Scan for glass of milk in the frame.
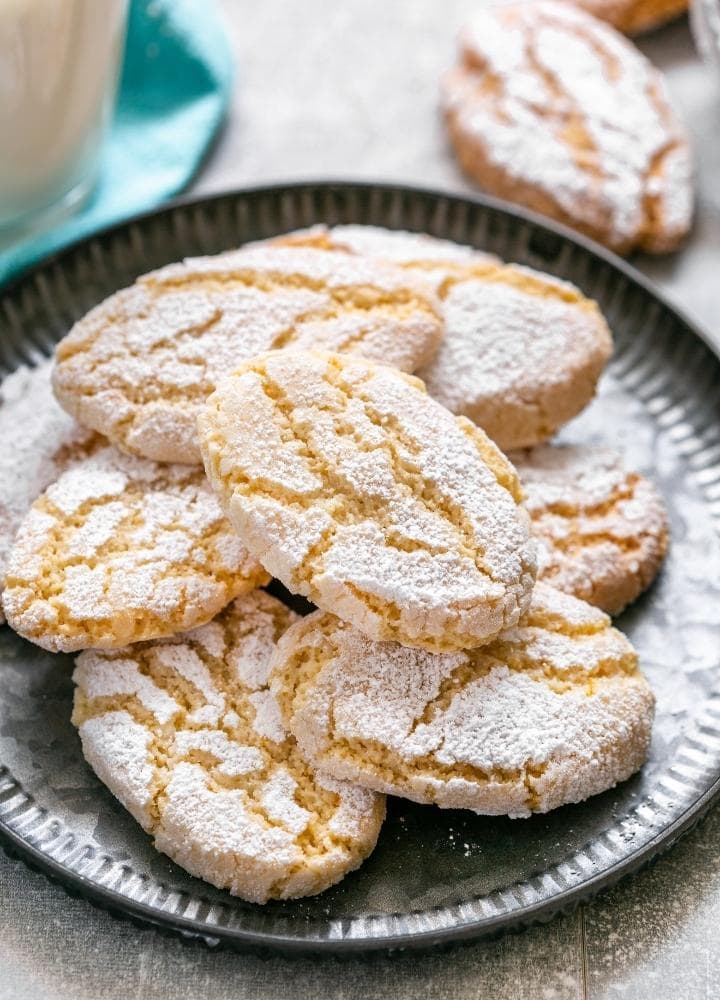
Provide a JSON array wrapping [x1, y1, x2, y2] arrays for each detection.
[[0, 0, 129, 232]]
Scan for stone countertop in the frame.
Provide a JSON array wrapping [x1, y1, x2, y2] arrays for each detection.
[[1, 2, 719, 998]]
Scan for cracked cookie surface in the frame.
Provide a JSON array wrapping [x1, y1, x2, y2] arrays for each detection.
[[512, 443, 669, 614], [199, 350, 537, 652], [270, 583, 654, 817], [274, 225, 612, 450], [442, 1, 693, 254], [271, 224, 500, 270], [3, 445, 269, 652], [72, 590, 385, 903], [52, 245, 443, 464], [0, 361, 102, 622]]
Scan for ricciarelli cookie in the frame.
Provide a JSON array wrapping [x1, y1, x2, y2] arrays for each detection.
[[72, 591, 385, 903], [3, 445, 269, 652], [511, 444, 669, 614], [52, 245, 443, 464], [573, 0, 687, 34], [272, 223, 500, 270], [270, 583, 654, 817], [0, 361, 102, 622], [199, 350, 537, 653], [275, 225, 612, 450], [442, 2, 693, 254]]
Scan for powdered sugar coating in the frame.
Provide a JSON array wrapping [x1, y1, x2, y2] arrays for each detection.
[[419, 273, 611, 448], [272, 225, 612, 450], [272, 224, 499, 275], [512, 443, 669, 614], [573, 0, 687, 34], [0, 361, 101, 621], [2, 445, 269, 652], [442, 1, 693, 254], [270, 583, 654, 817], [72, 591, 385, 903], [199, 350, 537, 652], [52, 245, 443, 464]]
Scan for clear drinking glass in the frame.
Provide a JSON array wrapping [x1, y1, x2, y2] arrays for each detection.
[[692, 0, 720, 70], [0, 0, 129, 233]]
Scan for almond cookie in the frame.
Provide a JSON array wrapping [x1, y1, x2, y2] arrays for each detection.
[[270, 583, 654, 818], [199, 350, 537, 653], [0, 361, 102, 623], [3, 445, 269, 652], [511, 444, 669, 614], [52, 245, 443, 465], [573, 0, 687, 34], [442, 2, 693, 254], [275, 225, 612, 450], [72, 590, 385, 903], [272, 223, 500, 270]]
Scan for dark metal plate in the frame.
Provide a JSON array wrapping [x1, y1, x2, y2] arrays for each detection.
[[1, 182, 719, 954]]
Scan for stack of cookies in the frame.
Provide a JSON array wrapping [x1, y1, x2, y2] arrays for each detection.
[[0, 230, 667, 903]]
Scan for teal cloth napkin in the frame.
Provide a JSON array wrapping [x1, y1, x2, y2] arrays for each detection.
[[0, 0, 233, 286]]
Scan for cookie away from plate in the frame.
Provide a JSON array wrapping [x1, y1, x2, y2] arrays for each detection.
[[270, 583, 655, 817], [72, 590, 385, 903], [572, 0, 688, 34], [442, 1, 693, 254], [3, 445, 269, 652], [52, 245, 443, 464], [512, 443, 669, 614], [273, 225, 612, 451], [198, 350, 537, 653]]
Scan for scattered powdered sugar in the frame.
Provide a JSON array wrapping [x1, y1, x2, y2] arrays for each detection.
[[273, 583, 654, 817], [442, 1, 692, 252], [52, 245, 442, 464], [72, 590, 384, 903], [2, 444, 268, 652], [200, 350, 536, 652], [512, 443, 669, 614], [0, 361, 99, 617]]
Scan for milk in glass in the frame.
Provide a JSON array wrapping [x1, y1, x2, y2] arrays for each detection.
[[0, 0, 128, 228]]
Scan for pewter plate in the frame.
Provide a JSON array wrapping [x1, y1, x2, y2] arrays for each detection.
[[1, 182, 719, 954]]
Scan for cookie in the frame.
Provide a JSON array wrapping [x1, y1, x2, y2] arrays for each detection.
[[442, 1, 693, 254], [270, 583, 654, 817], [199, 350, 537, 653], [275, 225, 612, 451], [511, 443, 669, 614], [52, 245, 443, 464], [272, 223, 500, 270], [3, 445, 269, 652], [72, 590, 385, 903], [573, 0, 687, 34], [0, 361, 102, 622]]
